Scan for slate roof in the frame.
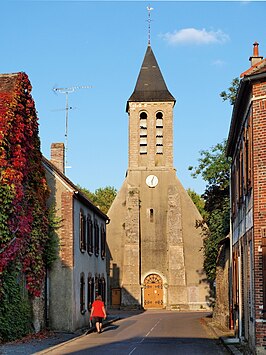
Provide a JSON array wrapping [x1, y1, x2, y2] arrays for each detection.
[[127, 45, 175, 111]]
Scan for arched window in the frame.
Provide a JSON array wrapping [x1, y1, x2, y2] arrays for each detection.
[[80, 273, 86, 314], [140, 112, 147, 154], [87, 214, 93, 255], [156, 112, 163, 154]]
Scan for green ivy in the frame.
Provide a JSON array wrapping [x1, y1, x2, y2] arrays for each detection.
[[0, 264, 32, 342], [44, 205, 61, 269]]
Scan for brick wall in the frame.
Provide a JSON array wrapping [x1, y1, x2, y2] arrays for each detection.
[[252, 79, 266, 348], [50, 143, 65, 173], [60, 191, 74, 267]]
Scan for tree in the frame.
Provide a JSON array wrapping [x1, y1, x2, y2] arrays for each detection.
[[188, 140, 231, 283], [77, 185, 117, 215], [187, 188, 208, 220], [220, 77, 240, 105]]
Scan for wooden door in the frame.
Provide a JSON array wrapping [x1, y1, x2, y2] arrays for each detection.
[[144, 274, 163, 309], [111, 288, 121, 308]]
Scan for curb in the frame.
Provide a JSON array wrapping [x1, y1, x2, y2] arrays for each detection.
[[201, 318, 243, 355], [34, 316, 120, 355], [220, 337, 243, 355]]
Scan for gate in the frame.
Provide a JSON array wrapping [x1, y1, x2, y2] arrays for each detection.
[[144, 274, 163, 309]]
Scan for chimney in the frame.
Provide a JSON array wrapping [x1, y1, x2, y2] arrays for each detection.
[[249, 42, 263, 66], [50, 143, 65, 174]]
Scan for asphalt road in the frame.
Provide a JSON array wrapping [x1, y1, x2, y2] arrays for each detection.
[[39, 311, 229, 355]]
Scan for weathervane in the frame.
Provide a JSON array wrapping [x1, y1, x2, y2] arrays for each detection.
[[147, 4, 154, 45]]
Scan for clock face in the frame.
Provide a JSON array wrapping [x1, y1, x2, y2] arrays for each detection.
[[146, 175, 158, 188]]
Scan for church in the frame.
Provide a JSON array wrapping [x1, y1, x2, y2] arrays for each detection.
[[107, 42, 210, 310]]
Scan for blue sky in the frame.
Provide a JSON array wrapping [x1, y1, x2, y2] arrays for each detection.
[[1, 1, 266, 194]]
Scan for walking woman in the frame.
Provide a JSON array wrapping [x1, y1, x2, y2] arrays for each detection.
[[90, 295, 106, 333]]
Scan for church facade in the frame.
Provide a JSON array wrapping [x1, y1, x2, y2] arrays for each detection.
[[107, 45, 210, 310]]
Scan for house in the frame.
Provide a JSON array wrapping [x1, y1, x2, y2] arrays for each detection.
[[107, 44, 210, 310], [227, 42, 266, 354], [43, 143, 109, 332]]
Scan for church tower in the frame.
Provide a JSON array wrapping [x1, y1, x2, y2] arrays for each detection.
[[107, 43, 210, 310]]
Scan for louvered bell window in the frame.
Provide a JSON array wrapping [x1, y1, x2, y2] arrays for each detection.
[[140, 112, 147, 154]]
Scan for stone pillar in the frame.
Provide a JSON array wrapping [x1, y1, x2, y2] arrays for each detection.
[[167, 185, 187, 307], [122, 187, 141, 307]]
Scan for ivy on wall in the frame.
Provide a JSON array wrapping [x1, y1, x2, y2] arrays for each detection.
[[0, 265, 32, 342], [0, 72, 50, 297]]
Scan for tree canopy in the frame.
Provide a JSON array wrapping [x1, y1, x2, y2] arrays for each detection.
[[77, 185, 117, 215], [188, 76, 240, 284], [187, 188, 208, 220], [189, 140, 231, 283], [220, 77, 240, 105]]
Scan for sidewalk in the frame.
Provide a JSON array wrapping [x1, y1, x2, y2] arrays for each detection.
[[0, 309, 138, 355], [203, 317, 247, 354], [0, 310, 245, 355]]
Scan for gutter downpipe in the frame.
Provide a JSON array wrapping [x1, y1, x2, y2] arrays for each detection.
[[229, 169, 234, 330], [238, 242, 243, 340]]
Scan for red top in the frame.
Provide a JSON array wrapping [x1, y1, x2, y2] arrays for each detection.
[[91, 300, 105, 317]]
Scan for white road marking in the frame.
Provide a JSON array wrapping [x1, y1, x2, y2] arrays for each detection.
[[128, 319, 161, 354], [128, 347, 137, 355]]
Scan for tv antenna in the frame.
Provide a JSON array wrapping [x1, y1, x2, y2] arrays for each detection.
[[53, 85, 92, 170]]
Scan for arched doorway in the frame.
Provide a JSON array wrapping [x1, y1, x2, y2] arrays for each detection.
[[143, 274, 163, 309]]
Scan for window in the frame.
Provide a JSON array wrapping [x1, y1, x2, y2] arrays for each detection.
[[231, 164, 236, 216], [94, 221, 99, 256], [156, 112, 163, 154], [87, 214, 93, 255], [87, 275, 94, 310], [98, 277, 106, 303], [140, 112, 147, 154], [243, 128, 248, 194], [242, 113, 253, 195], [79, 209, 86, 252], [150, 208, 154, 223], [239, 148, 243, 202], [80, 273, 86, 314], [100, 224, 106, 259], [95, 275, 99, 297]]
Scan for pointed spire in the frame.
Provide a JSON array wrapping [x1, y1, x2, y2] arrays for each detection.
[[249, 41, 263, 67], [127, 46, 175, 111]]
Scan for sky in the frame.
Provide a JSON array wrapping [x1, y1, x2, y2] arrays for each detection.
[[1, 0, 266, 195]]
